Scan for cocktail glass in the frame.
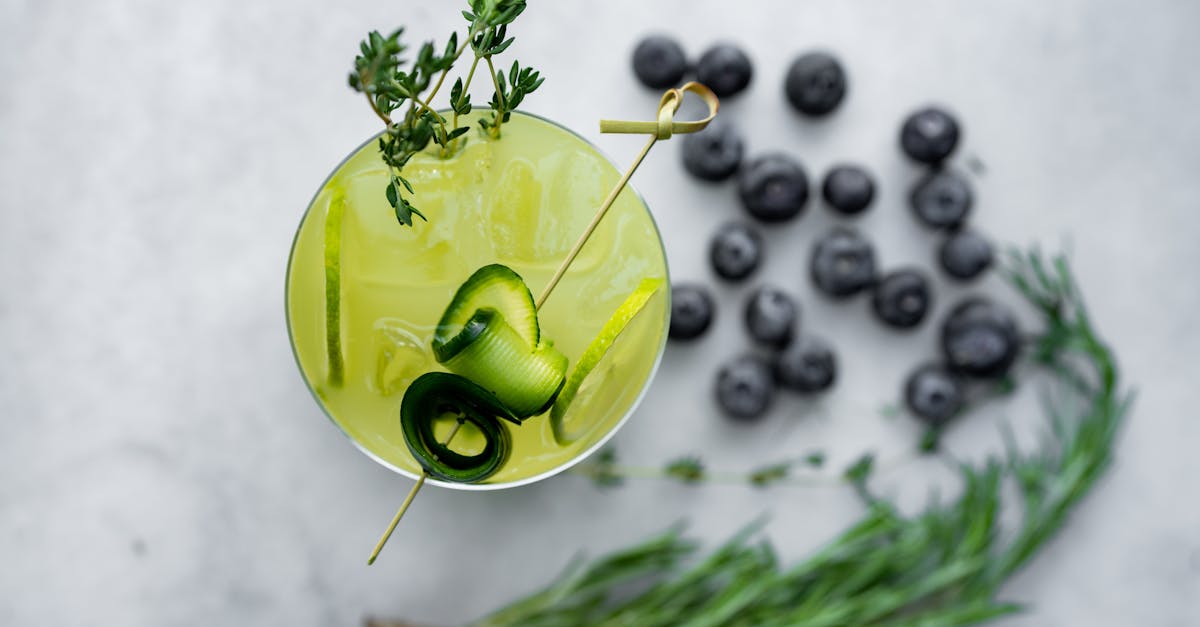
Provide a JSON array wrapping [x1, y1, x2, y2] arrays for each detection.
[[285, 109, 670, 490]]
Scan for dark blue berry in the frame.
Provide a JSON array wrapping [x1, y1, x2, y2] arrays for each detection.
[[773, 336, 837, 393], [737, 154, 809, 223], [716, 355, 775, 420], [872, 269, 933, 329], [900, 107, 960, 164], [941, 298, 1020, 378], [710, 222, 763, 281], [810, 227, 877, 298], [695, 43, 753, 97], [744, 285, 798, 348], [784, 52, 847, 116], [911, 169, 973, 229], [631, 35, 688, 89], [822, 164, 875, 215], [669, 284, 715, 341], [905, 364, 965, 425], [680, 119, 744, 182], [939, 230, 993, 281]]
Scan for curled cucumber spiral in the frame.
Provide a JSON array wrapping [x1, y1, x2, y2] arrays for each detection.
[[400, 372, 517, 483]]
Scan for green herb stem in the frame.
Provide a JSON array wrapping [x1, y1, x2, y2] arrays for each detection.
[[365, 92, 393, 126], [423, 31, 473, 108], [453, 54, 484, 132], [572, 463, 844, 488], [483, 55, 505, 138], [411, 33, 473, 143], [573, 446, 918, 491]]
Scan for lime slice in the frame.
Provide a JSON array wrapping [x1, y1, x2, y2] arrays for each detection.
[[323, 184, 346, 386], [551, 278, 665, 444]]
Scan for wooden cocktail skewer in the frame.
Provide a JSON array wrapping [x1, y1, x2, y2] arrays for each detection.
[[366, 421, 460, 564], [366, 83, 720, 565]]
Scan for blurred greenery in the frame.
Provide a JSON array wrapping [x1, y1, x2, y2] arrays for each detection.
[[463, 249, 1129, 627]]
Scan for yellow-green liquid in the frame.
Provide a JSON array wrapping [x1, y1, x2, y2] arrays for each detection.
[[286, 111, 669, 487]]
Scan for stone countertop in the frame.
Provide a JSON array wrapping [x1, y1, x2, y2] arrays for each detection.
[[2, 0, 1198, 625]]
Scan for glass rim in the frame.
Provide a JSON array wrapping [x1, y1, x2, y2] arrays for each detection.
[[284, 109, 671, 491]]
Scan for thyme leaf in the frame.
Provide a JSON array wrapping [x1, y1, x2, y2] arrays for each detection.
[[347, 1, 537, 227]]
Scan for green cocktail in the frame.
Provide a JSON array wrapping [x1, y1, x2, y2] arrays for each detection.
[[286, 109, 669, 488]]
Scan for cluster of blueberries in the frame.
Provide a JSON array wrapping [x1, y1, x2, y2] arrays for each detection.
[[632, 36, 1022, 433]]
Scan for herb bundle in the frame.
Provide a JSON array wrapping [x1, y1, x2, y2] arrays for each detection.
[[348, 0, 543, 227], [463, 249, 1128, 627]]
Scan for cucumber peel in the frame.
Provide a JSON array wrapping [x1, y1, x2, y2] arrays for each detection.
[[441, 307, 567, 418], [400, 372, 515, 483], [433, 264, 539, 362], [551, 278, 665, 444], [429, 264, 567, 419]]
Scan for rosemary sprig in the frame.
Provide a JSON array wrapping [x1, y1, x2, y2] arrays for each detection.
[[464, 248, 1129, 627], [347, 0, 542, 227]]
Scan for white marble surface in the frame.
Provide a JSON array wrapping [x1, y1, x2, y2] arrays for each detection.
[[2, 0, 1199, 625]]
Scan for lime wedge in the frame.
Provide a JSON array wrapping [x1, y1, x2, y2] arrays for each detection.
[[323, 184, 346, 387], [551, 278, 665, 445]]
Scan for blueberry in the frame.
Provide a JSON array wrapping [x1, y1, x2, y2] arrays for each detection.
[[631, 35, 688, 89], [669, 284, 715, 341], [900, 107, 961, 164], [910, 169, 973, 229], [681, 119, 744, 182], [744, 285, 798, 348], [716, 355, 775, 420], [784, 52, 847, 116], [822, 164, 875, 215], [939, 230, 993, 281], [872, 269, 933, 329], [904, 364, 965, 425], [773, 336, 837, 393], [710, 222, 763, 281], [941, 298, 1020, 378], [810, 227, 877, 298], [695, 43, 753, 97], [737, 154, 809, 223]]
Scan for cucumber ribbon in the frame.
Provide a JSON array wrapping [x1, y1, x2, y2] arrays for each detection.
[[431, 264, 567, 419], [400, 372, 517, 483], [401, 264, 567, 483]]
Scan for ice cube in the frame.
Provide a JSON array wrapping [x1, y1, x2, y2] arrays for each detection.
[[485, 148, 627, 270], [339, 142, 496, 286], [486, 157, 545, 265], [370, 317, 432, 396], [540, 148, 622, 270]]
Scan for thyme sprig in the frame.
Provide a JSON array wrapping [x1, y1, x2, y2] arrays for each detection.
[[347, 0, 542, 227], [573, 449, 839, 489], [464, 248, 1129, 627]]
